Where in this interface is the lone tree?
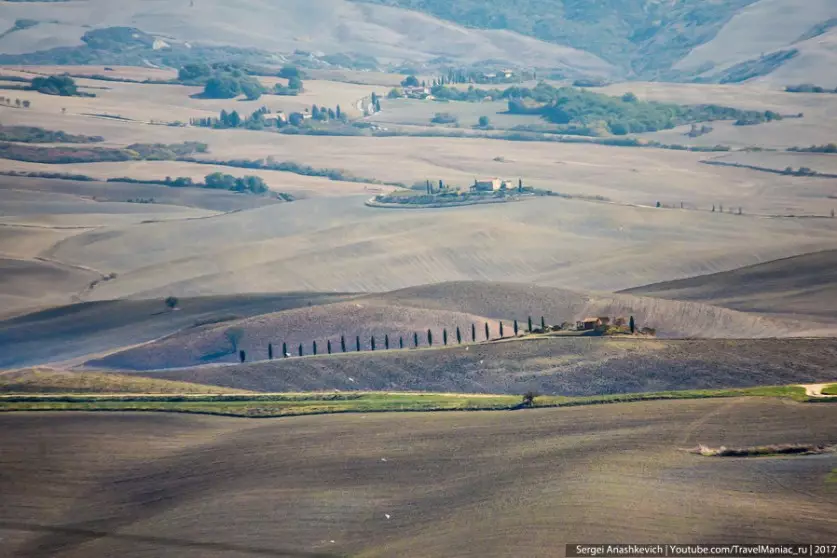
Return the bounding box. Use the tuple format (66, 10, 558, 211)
(298, 343, 303, 357)
(165, 296, 179, 310)
(282, 342, 288, 357)
(456, 326, 462, 344)
(478, 115, 490, 128)
(385, 334, 390, 350)
(443, 329, 448, 346)
(371, 336, 376, 351)
(313, 340, 318, 355)
(522, 390, 538, 408)
(528, 316, 533, 333)
(541, 316, 546, 332)
(327, 340, 332, 354)
(356, 336, 361, 352)
(225, 328, 244, 353)
(268, 343, 274, 360)
(499, 322, 504, 337)
(399, 336, 404, 349)
(514, 319, 519, 336)
(485, 322, 490, 340)
(414, 332, 419, 347)
(629, 316, 636, 334)
(239, 350, 246, 363)
(427, 329, 433, 346)
(472, 323, 476, 342)
(341, 335, 347, 353)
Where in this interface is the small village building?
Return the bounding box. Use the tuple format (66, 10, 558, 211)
(472, 178, 515, 192)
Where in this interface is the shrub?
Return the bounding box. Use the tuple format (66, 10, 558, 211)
(431, 112, 458, 125)
(30, 75, 83, 97)
(165, 296, 179, 309)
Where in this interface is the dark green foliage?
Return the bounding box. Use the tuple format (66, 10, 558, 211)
(472, 323, 476, 342)
(282, 342, 287, 357)
(522, 391, 538, 408)
(268, 343, 273, 360)
(341, 335, 346, 353)
(478, 115, 490, 128)
(203, 76, 241, 99)
(427, 329, 433, 347)
(499, 322, 504, 337)
(178, 63, 211, 82)
(385, 334, 390, 350)
(630, 316, 636, 334)
(401, 75, 419, 87)
(485, 322, 489, 341)
(414, 332, 419, 347)
(431, 112, 458, 125)
(456, 327, 462, 344)
(30, 75, 83, 97)
(327, 340, 332, 354)
(371, 336, 376, 351)
(785, 84, 837, 94)
(541, 316, 546, 331)
(716, 50, 798, 84)
(239, 350, 246, 363)
(203, 172, 268, 194)
(788, 143, 837, 154)
(298, 343, 303, 357)
(288, 76, 303, 91)
(399, 336, 404, 349)
(312, 341, 318, 356)
(0, 125, 103, 144)
(514, 320, 519, 336)
(356, 336, 361, 352)
(164, 296, 178, 309)
(278, 66, 303, 79)
(528, 316, 533, 333)
(443, 329, 448, 346)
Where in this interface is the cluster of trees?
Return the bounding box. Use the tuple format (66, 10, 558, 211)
(503, 82, 783, 135)
(189, 104, 346, 131)
(0, 97, 31, 108)
(431, 112, 458, 124)
(0, 125, 101, 143)
(785, 84, 837, 94)
(177, 62, 265, 100)
(30, 75, 88, 97)
(788, 143, 837, 154)
(204, 172, 268, 194)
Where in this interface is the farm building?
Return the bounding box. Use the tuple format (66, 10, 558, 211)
(472, 178, 514, 192)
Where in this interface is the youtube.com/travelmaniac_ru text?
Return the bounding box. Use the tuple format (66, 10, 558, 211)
(567, 545, 837, 558)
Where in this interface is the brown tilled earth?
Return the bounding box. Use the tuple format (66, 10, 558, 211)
(1, 400, 835, 557)
(108, 338, 837, 396)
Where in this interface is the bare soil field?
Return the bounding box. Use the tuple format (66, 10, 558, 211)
(112, 337, 837, 396)
(1, 400, 835, 557)
(623, 250, 837, 322)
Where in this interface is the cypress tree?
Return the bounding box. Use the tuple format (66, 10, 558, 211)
(443, 329, 448, 345)
(282, 342, 287, 357)
(500, 322, 504, 337)
(472, 323, 476, 342)
(341, 335, 346, 353)
(371, 336, 376, 351)
(385, 334, 390, 350)
(630, 316, 636, 334)
(313, 340, 317, 355)
(514, 319, 519, 336)
(399, 336, 404, 349)
(427, 329, 433, 346)
(298, 343, 303, 357)
(268, 343, 273, 360)
(518, 178, 523, 193)
(356, 336, 361, 352)
(239, 350, 246, 363)
(456, 326, 462, 344)
(541, 316, 546, 332)
(528, 316, 533, 333)
(336, 105, 342, 119)
(327, 340, 332, 354)
(414, 332, 419, 347)
(485, 322, 490, 340)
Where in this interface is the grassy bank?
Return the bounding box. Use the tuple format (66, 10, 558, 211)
(823, 384, 837, 396)
(0, 385, 821, 418)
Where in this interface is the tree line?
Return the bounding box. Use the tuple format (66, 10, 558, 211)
(225, 315, 640, 363)
(189, 103, 346, 130)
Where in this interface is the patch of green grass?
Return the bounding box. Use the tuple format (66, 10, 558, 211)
(822, 384, 837, 396)
(0, 384, 818, 418)
(826, 468, 837, 484)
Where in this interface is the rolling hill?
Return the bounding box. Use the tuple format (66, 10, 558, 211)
(623, 249, 837, 322)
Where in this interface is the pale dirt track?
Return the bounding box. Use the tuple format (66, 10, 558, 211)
(801, 383, 837, 397)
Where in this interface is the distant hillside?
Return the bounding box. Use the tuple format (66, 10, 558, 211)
(622, 250, 837, 323)
(0, 0, 614, 78)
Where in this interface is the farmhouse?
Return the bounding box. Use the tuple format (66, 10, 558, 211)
(472, 178, 514, 192)
(577, 317, 604, 330)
